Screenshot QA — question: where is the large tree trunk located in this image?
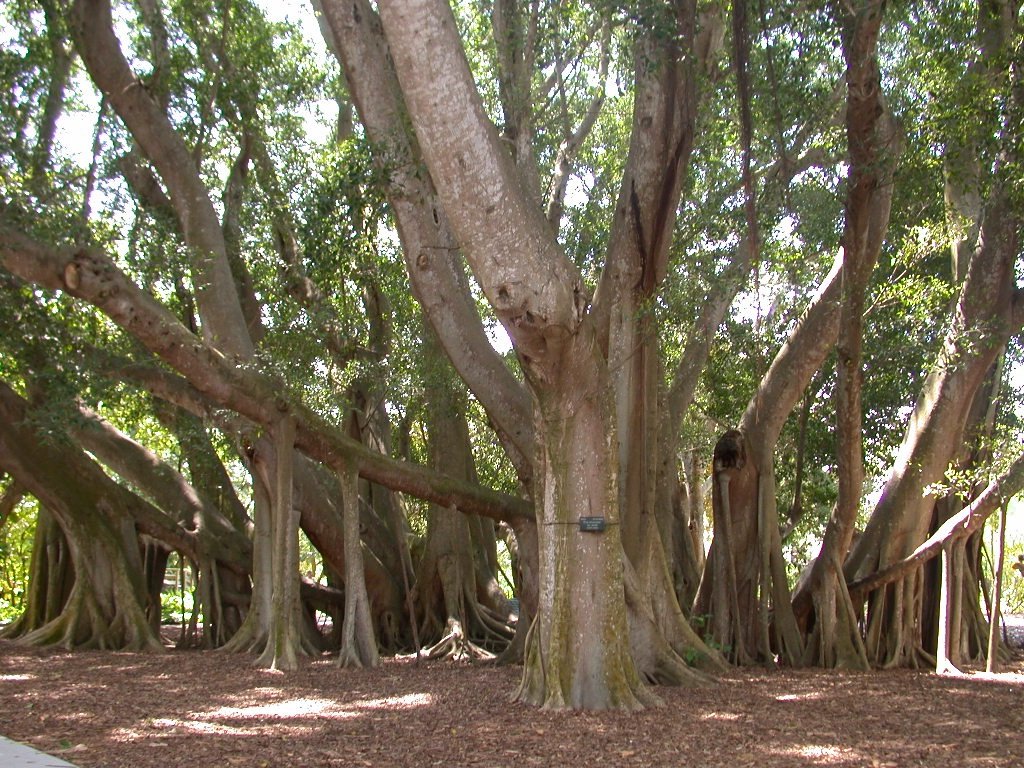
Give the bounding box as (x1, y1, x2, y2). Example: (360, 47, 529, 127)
(0, 382, 165, 651)
(516, 335, 651, 709)
(375, 0, 704, 709)
(795, 0, 895, 670)
(416, 343, 514, 661)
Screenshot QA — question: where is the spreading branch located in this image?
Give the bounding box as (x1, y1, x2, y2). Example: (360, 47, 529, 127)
(0, 226, 533, 525)
(847, 452, 1024, 601)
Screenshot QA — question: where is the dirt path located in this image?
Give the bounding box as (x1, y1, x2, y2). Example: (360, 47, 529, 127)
(1, 640, 1022, 767)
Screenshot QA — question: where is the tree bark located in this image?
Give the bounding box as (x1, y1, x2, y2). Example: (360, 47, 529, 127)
(0, 381, 164, 651)
(797, 0, 894, 670)
(336, 458, 379, 667)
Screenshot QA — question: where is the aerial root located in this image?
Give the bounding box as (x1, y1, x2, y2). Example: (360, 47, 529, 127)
(422, 619, 495, 662)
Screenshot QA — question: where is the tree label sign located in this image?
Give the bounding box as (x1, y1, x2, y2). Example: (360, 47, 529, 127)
(578, 516, 607, 533)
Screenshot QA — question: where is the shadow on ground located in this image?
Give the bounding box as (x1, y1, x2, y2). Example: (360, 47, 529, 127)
(2, 639, 1023, 767)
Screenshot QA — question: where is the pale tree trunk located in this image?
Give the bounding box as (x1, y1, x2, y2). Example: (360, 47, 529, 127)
(843, 248, 1019, 667)
(377, 0, 707, 708)
(658, 149, 836, 616)
(223, 474, 274, 654)
(255, 414, 310, 670)
(915, 0, 1015, 664)
(681, 2, 853, 667)
(585, 0, 722, 680)
(518, 344, 653, 709)
(627, 0, 759, 669)
(841, 456, 1024, 671)
(935, 540, 965, 675)
(698, 91, 896, 659)
(926, 361, 1007, 667)
(336, 459, 378, 668)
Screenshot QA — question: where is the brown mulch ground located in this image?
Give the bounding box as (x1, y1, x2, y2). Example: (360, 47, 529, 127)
(2, 636, 1023, 768)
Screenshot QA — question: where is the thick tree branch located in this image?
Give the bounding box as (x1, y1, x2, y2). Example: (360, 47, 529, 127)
(0, 379, 202, 562)
(0, 479, 26, 532)
(847, 452, 1024, 601)
(0, 226, 532, 525)
(592, 0, 698, 339)
(318, 0, 535, 479)
(70, 0, 252, 358)
(69, 401, 251, 567)
(377, 0, 585, 379)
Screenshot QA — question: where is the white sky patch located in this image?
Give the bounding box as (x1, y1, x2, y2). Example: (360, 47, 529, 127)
(775, 214, 801, 249)
(259, 0, 325, 52)
(487, 323, 513, 354)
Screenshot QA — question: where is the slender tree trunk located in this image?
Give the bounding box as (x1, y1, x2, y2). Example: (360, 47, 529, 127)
(986, 500, 1008, 673)
(256, 414, 307, 670)
(337, 459, 378, 668)
(798, 0, 893, 670)
(935, 542, 963, 675)
(223, 472, 273, 653)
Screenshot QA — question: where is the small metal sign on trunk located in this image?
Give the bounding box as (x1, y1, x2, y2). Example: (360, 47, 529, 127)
(578, 516, 606, 533)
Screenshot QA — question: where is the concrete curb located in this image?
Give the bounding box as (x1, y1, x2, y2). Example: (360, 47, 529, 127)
(0, 737, 79, 767)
